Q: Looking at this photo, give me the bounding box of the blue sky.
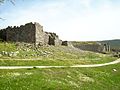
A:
[0,0,120,41]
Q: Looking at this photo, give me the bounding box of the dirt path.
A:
[0,59,120,69]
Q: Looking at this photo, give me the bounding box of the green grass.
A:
[0,56,116,66]
[0,63,120,90]
[0,42,117,66]
[0,42,16,52]
[71,41,98,45]
[0,42,119,90]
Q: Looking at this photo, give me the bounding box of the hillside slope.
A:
[0,42,116,66]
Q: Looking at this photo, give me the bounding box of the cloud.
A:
[0,0,120,41]
[79,0,93,8]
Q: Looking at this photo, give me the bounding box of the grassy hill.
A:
[0,42,119,90]
[0,42,116,66]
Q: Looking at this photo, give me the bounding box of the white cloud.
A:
[1,0,120,41]
[80,0,93,8]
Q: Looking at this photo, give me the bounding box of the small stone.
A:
[8,53,13,57]
[113,69,117,72]
[0,54,2,57]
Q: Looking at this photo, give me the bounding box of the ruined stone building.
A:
[73,42,103,52]
[102,43,111,53]
[0,22,68,46]
[72,41,112,53]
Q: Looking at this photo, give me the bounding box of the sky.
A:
[0,0,120,41]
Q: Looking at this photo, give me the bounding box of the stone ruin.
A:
[73,42,103,52]
[62,41,73,47]
[72,42,111,53]
[0,22,71,46]
[102,43,111,53]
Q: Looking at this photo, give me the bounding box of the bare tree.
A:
[0,0,15,5]
[9,0,15,5]
[0,0,4,4]
[0,0,15,20]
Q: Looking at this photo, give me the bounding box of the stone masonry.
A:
[72,42,104,52]
[0,22,70,46]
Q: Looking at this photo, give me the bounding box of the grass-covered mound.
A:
[0,42,116,66]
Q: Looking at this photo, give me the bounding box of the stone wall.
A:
[34,22,47,45]
[102,43,111,53]
[72,42,103,52]
[0,23,36,43]
[47,32,62,46]
[0,29,7,41]
[78,44,103,52]
[62,41,73,47]
[6,23,36,43]
[34,23,62,46]
[0,22,63,46]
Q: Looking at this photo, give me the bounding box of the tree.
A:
[0,0,15,4]
[0,0,15,20]
[0,0,4,4]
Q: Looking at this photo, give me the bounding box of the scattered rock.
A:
[62,41,73,47]
[0,51,19,57]
[113,69,117,72]
[0,54,2,57]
